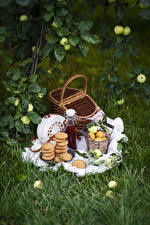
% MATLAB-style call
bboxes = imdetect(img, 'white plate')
[37,114,65,144]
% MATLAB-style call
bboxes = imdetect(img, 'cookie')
[42,142,54,150]
[42,151,55,157]
[72,160,86,169]
[55,132,68,140]
[59,152,72,162]
[53,138,66,143]
[42,148,54,154]
[55,145,67,150]
[56,141,68,147]
[42,154,55,161]
[55,148,67,154]
[54,156,62,163]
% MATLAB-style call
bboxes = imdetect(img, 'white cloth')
[22,117,127,177]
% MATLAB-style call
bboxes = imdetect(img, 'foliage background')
[0,0,150,144]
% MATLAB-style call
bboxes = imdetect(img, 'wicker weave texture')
[49,74,98,130]
[86,135,110,154]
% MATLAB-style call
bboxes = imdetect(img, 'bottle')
[64,109,77,150]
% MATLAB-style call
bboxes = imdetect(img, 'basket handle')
[59,74,87,106]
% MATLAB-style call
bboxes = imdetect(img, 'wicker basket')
[49,74,98,130]
[86,134,110,154]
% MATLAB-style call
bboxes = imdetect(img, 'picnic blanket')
[22,117,127,177]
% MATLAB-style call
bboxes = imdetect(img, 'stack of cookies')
[53,132,72,163]
[41,142,55,161]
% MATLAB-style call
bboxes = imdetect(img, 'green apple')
[31,46,35,53]
[21,115,30,124]
[38,93,44,98]
[123,26,131,36]
[114,25,124,35]
[117,98,124,105]
[27,103,33,112]
[93,149,102,159]
[105,190,113,198]
[137,74,146,83]
[19,15,28,21]
[64,44,71,51]
[51,21,59,28]
[108,180,117,188]
[60,37,68,46]
[14,98,19,106]
[108,0,116,3]
[88,126,98,133]
[33,180,43,189]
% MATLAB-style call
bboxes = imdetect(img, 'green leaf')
[22,99,29,111]
[20,58,32,66]
[114,49,124,59]
[44,12,54,22]
[81,32,100,44]
[42,44,52,58]
[6,96,16,104]
[77,21,93,31]
[16,174,27,182]
[66,14,72,28]
[0,114,13,127]
[47,35,59,44]
[44,3,53,11]
[54,46,65,62]
[78,42,89,58]
[126,72,135,78]
[53,17,63,28]
[16,0,30,6]
[0,0,12,6]
[56,9,68,16]
[132,66,142,74]
[15,120,23,132]
[117,143,123,151]
[105,60,112,71]
[28,75,38,83]
[56,27,69,37]
[27,111,41,124]
[22,125,31,134]
[12,69,21,81]
[109,75,119,83]
[140,9,150,19]
[28,84,41,93]
[69,35,80,46]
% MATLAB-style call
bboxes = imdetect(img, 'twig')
[31,22,45,75]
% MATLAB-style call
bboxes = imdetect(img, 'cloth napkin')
[22,116,127,177]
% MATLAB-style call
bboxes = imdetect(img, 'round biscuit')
[42,152,55,157]
[55,145,67,150]
[56,141,68,147]
[42,142,54,150]
[54,156,61,163]
[59,152,72,162]
[42,148,54,153]
[55,132,68,140]
[55,149,67,154]
[72,160,86,169]
[53,138,66,143]
[42,154,55,161]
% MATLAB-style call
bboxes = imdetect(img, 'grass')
[0,93,150,225]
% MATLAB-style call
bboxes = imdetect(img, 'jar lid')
[66,109,76,117]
